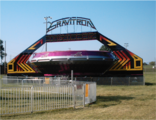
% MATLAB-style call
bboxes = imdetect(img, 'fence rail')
[1,76,144,87]
[75,76,144,85]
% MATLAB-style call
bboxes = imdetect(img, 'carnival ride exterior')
[7,17,143,79]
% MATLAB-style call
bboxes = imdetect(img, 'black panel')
[9,65,12,70]
[46,32,98,42]
[136,61,140,66]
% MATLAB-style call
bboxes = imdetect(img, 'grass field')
[0,70,156,119]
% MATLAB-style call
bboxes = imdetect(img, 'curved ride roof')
[31,50,116,63]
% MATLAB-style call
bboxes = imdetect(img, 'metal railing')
[1,76,59,88]
[75,77,144,85]
[0,76,96,115]
[0,84,85,115]
[1,75,144,86]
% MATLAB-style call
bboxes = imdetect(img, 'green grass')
[143,65,155,68]
[144,72,156,85]
[1,72,156,119]
[143,65,156,72]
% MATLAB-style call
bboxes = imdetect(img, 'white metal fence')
[0,76,96,115]
[1,76,61,87]
[0,76,144,87]
[75,77,144,85]
[0,85,85,115]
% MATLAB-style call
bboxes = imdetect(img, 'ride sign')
[47,17,96,33]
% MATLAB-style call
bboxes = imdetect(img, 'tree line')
[0,39,7,74]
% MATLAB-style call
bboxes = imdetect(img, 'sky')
[0,0,155,63]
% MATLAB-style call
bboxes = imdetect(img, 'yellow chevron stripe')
[8,71,36,73]
[25,64,35,72]
[106,39,116,46]
[118,59,129,69]
[109,60,120,70]
[18,64,28,71]
[28,44,36,50]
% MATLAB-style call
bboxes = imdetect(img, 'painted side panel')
[7,36,46,74]
[97,32,143,72]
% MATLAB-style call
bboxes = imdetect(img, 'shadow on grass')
[89,96,134,108]
[145,82,156,86]
[97,96,134,102]
[1,108,74,118]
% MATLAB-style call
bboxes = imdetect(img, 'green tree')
[143,62,148,65]
[0,39,7,62]
[149,61,155,65]
[99,45,111,52]
[0,39,4,60]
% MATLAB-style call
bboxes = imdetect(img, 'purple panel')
[33,50,111,58]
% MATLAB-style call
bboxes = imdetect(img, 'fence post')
[39,79,41,86]
[22,79,23,90]
[129,77,130,85]
[0,77,1,89]
[73,85,76,109]
[31,86,33,113]
[83,84,86,107]
[111,77,113,85]
[71,70,73,81]
[17,76,18,85]
[143,76,145,85]
[59,77,60,86]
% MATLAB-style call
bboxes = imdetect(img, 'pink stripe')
[33,50,110,58]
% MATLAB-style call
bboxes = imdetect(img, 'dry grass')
[1,72,156,120]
